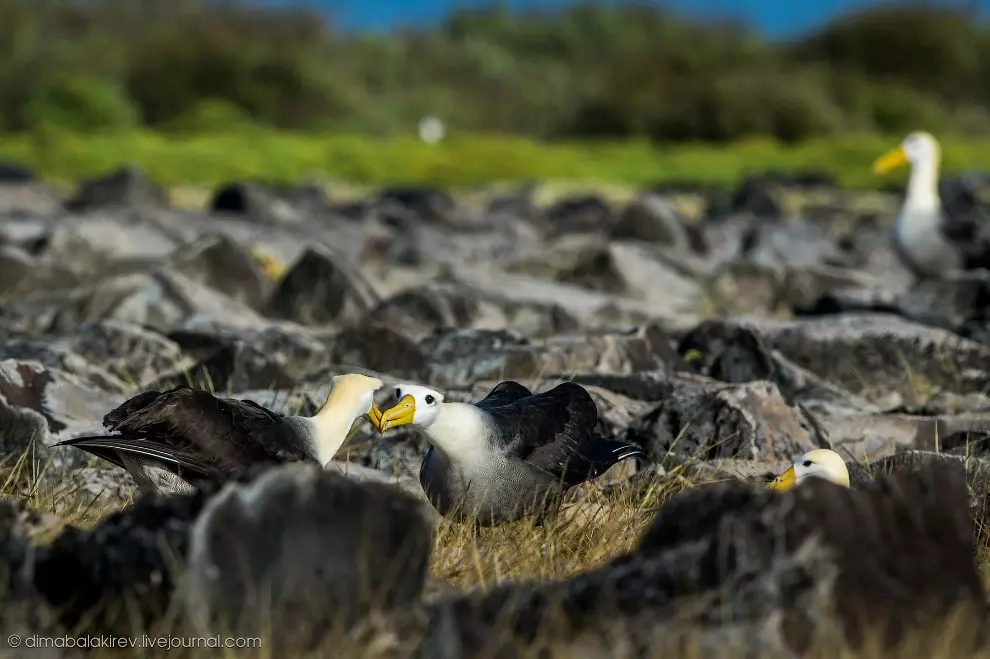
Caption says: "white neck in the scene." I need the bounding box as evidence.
[299,406,364,467]
[422,402,491,467]
[904,153,941,216]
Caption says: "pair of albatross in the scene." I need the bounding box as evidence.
[873,131,990,278]
[57,375,644,526]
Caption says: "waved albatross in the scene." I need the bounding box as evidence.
[873,131,990,278]
[375,380,645,525]
[56,373,385,496]
[767,449,850,491]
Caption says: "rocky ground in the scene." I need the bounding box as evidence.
[2,163,990,657]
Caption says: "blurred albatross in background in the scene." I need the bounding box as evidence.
[873,131,990,279]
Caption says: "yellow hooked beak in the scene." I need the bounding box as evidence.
[377,395,416,434]
[767,465,797,492]
[366,400,383,430]
[872,146,909,175]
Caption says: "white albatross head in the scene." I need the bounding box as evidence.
[376,384,445,432]
[767,449,850,492]
[375,383,492,465]
[872,131,941,176]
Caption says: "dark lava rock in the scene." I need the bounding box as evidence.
[64,165,167,212]
[0,359,123,458]
[729,175,782,218]
[364,284,481,341]
[0,160,34,183]
[567,370,821,465]
[331,321,428,379]
[543,195,613,235]
[0,499,31,600]
[183,464,433,650]
[269,247,379,326]
[415,462,984,655]
[55,321,188,387]
[485,182,539,224]
[895,270,990,341]
[610,194,691,247]
[31,486,211,634]
[169,233,272,311]
[683,314,990,401]
[376,186,458,226]
[678,322,875,414]
[148,325,329,392]
[0,246,34,297]
[209,180,328,225]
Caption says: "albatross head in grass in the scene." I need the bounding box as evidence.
[767,448,850,492]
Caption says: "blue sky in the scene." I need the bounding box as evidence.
[268,0,990,38]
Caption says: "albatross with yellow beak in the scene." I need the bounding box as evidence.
[56,373,385,496]
[872,131,990,279]
[768,449,850,492]
[375,380,645,525]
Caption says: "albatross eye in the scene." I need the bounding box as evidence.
[395,389,402,399]
[425,395,435,405]
[802,460,813,467]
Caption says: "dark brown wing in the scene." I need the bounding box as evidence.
[473,381,534,412]
[484,382,642,486]
[94,386,311,471]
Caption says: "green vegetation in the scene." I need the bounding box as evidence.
[1,0,990,187]
[1,129,988,190]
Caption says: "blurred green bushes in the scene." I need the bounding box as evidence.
[1,129,986,189]
[1,0,990,143]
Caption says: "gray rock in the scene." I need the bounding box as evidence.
[183,464,433,650]
[450,266,699,335]
[610,193,692,248]
[0,498,32,600]
[210,181,310,225]
[31,482,212,634]
[42,269,267,334]
[148,324,330,392]
[0,334,131,394]
[820,410,990,463]
[0,360,122,458]
[0,246,33,297]
[64,165,167,212]
[575,371,821,465]
[677,322,878,416]
[510,237,706,317]
[332,321,427,380]
[687,314,990,402]
[543,195,613,235]
[0,182,63,218]
[704,260,784,316]
[895,270,990,342]
[269,246,379,327]
[54,321,190,387]
[43,215,177,277]
[168,232,273,311]
[365,284,481,341]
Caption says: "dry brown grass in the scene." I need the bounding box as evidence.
[2,456,990,658]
